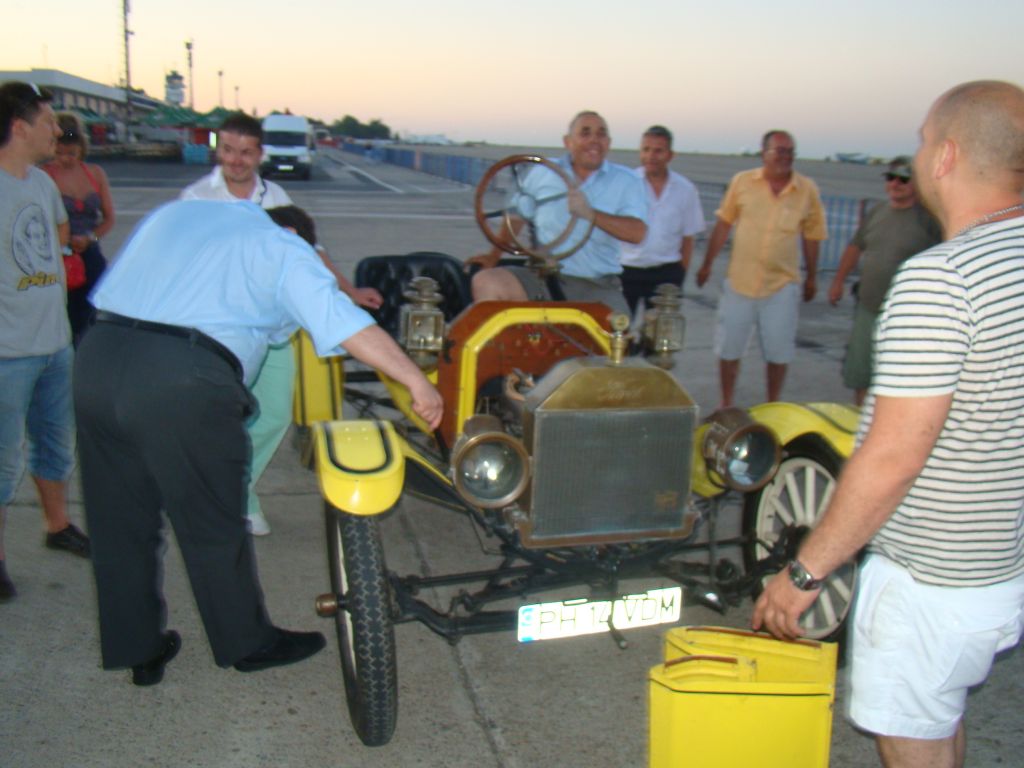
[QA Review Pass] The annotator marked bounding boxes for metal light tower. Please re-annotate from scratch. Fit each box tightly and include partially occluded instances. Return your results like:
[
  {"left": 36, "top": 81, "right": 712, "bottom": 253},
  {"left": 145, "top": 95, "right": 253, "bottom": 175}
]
[
  {"left": 122, "top": 0, "right": 133, "bottom": 127},
  {"left": 185, "top": 39, "right": 194, "bottom": 109},
  {"left": 218, "top": 70, "right": 224, "bottom": 107},
  {"left": 234, "top": 85, "right": 240, "bottom": 110}
]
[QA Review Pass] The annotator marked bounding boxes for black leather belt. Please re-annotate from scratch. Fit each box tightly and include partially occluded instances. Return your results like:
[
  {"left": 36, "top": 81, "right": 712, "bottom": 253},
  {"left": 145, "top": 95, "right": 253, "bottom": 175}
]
[{"left": 95, "top": 311, "right": 243, "bottom": 379}]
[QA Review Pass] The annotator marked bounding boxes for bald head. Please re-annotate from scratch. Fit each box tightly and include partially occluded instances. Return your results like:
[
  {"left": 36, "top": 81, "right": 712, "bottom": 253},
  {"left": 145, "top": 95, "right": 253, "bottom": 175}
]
[
  {"left": 568, "top": 110, "right": 605, "bottom": 134},
  {"left": 930, "top": 80, "right": 1024, "bottom": 187}
]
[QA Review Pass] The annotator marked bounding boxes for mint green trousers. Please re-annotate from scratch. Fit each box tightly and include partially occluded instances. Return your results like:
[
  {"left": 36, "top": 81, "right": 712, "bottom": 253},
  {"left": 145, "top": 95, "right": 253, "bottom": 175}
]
[{"left": 246, "top": 342, "right": 295, "bottom": 519}]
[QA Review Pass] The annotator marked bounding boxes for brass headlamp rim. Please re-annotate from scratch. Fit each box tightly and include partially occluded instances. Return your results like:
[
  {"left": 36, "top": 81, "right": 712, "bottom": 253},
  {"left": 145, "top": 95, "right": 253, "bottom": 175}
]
[
  {"left": 450, "top": 427, "right": 532, "bottom": 510},
  {"left": 701, "top": 407, "right": 781, "bottom": 493}
]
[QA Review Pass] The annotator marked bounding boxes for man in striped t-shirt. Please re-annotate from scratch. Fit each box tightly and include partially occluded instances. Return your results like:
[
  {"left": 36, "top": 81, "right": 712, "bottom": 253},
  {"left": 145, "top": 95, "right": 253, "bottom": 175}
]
[{"left": 754, "top": 80, "right": 1024, "bottom": 768}]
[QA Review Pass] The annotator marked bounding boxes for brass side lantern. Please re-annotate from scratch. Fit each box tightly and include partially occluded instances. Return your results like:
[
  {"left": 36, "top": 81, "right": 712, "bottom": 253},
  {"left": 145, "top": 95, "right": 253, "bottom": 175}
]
[
  {"left": 398, "top": 276, "right": 445, "bottom": 369},
  {"left": 642, "top": 283, "right": 685, "bottom": 369}
]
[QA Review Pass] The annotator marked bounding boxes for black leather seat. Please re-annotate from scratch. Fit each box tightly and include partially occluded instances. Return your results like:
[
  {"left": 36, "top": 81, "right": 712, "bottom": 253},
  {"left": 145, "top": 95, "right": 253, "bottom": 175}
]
[{"left": 355, "top": 252, "right": 474, "bottom": 337}]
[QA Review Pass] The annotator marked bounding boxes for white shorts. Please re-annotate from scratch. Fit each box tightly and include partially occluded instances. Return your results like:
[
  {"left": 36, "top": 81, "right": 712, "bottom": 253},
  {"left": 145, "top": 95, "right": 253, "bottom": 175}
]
[
  {"left": 713, "top": 279, "right": 798, "bottom": 364},
  {"left": 849, "top": 555, "right": 1024, "bottom": 740}
]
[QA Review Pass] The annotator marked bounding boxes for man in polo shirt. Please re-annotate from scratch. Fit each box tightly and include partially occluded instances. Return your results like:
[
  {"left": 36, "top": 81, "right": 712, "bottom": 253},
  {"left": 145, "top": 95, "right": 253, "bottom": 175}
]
[
  {"left": 468, "top": 111, "right": 647, "bottom": 316},
  {"left": 754, "top": 80, "right": 1024, "bottom": 768},
  {"left": 695, "top": 130, "right": 827, "bottom": 406},
  {"left": 619, "top": 125, "right": 705, "bottom": 315}
]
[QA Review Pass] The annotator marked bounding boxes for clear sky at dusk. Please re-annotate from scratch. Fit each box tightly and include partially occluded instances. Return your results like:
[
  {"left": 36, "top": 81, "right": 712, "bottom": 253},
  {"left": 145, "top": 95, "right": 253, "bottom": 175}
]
[{"left": 6, "top": 0, "right": 1023, "bottom": 158}]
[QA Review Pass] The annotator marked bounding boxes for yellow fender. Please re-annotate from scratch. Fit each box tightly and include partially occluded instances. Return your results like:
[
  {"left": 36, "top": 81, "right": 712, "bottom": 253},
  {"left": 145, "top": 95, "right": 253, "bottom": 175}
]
[
  {"left": 313, "top": 420, "right": 405, "bottom": 515},
  {"left": 292, "top": 330, "right": 346, "bottom": 427},
  {"left": 691, "top": 402, "right": 860, "bottom": 498}
]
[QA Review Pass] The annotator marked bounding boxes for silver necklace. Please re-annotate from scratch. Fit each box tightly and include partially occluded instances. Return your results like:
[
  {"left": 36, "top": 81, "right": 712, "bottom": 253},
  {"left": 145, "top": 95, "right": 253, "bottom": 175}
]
[{"left": 955, "top": 203, "right": 1024, "bottom": 238}]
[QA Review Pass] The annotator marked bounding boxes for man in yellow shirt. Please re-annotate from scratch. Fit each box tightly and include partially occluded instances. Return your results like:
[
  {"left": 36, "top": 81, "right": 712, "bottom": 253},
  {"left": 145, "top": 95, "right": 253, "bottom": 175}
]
[{"left": 696, "top": 130, "right": 827, "bottom": 406}]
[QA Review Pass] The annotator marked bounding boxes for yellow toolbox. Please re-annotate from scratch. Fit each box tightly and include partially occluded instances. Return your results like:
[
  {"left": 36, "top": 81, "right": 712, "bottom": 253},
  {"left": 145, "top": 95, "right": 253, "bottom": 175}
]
[{"left": 649, "top": 626, "right": 838, "bottom": 768}]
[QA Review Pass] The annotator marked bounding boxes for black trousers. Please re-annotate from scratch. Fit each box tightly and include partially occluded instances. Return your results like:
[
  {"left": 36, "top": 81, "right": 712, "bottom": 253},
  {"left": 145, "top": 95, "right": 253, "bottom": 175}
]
[
  {"left": 74, "top": 322, "right": 276, "bottom": 668},
  {"left": 620, "top": 262, "right": 685, "bottom": 315}
]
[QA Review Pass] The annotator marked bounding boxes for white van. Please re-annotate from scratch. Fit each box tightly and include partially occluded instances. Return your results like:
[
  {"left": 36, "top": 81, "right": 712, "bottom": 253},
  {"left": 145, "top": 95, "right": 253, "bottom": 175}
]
[{"left": 261, "top": 114, "right": 316, "bottom": 180}]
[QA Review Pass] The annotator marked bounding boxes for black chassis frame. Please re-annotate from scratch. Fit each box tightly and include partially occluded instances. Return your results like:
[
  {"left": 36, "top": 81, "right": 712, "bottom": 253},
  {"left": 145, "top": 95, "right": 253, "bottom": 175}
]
[{"left": 376, "top": 452, "right": 799, "bottom": 646}]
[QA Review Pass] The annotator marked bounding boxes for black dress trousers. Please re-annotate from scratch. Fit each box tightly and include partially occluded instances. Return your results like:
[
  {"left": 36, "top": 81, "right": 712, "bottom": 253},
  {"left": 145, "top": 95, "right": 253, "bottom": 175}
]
[{"left": 74, "top": 321, "right": 277, "bottom": 668}]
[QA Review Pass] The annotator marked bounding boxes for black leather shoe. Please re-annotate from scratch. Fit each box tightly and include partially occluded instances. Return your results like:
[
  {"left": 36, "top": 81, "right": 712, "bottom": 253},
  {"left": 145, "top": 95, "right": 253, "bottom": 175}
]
[
  {"left": 132, "top": 631, "right": 181, "bottom": 686},
  {"left": 45, "top": 524, "right": 91, "bottom": 558},
  {"left": 0, "top": 560, "right": 15, "bottom": 602},
  {"left": 233, "top": 628, "right": 326, "bottom": 673}
]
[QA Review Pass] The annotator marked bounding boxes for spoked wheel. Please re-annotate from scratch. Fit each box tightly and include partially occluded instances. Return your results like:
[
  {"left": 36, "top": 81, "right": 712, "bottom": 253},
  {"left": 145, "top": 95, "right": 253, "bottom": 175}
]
[
  {"left": 474, "top": 154, "right": 596, "bottom": 267},
  {"left": 742, "top": 448, "right": 857, "bottom": 640},
  {"left": 322, "top": 504, "right": 397, "bottom": 746}
]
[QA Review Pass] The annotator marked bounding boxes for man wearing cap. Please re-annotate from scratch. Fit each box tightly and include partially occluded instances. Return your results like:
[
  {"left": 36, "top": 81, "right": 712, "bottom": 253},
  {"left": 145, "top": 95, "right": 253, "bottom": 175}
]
[
  {"left": 828, "top": 158, "right": 941, "bottom": 405},
  {"left": 0, "top": 82, "right": 91, "bottom": 602},
  {"left": 619, "top": 125, "right": 705, "bottom": 315},
  {"left": 182, "top": 112, "right": 382, "bottom": 536},
  {"left": 695, "top": 130, "right": 827, "bottom": 406}
]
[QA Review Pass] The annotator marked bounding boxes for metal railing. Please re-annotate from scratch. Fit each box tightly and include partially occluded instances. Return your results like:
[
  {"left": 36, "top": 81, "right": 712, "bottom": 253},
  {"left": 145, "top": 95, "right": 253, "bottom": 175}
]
[{"left": 347, "top": 144, "right": 872, "bottom": 272}]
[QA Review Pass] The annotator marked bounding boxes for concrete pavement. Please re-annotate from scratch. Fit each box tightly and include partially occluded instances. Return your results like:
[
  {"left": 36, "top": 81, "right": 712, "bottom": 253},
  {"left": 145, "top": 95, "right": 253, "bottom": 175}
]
[{"left": 1, "top": 149, "right": 1021, "bottom": 768}]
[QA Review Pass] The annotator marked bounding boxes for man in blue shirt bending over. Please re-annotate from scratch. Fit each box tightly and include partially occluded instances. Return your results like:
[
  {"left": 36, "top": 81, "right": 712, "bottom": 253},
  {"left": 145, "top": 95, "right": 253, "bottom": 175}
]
[
  {"left": 74, "top": 200, "right": 442, "bottom": 686},
  {"left": 468, "top": 111, "right": 647, "bottom": 315}
]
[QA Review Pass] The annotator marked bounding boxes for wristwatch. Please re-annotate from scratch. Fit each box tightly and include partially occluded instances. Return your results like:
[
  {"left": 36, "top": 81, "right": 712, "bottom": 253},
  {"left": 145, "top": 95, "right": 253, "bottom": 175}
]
[{"left": 788, "top": 559, "right": 823, "bottom": 591}]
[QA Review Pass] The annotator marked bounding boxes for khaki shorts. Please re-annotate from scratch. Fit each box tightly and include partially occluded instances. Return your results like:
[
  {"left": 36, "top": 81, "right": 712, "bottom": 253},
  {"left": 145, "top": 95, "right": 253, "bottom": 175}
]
[
  {"left": 842, "top": 304, "right": 878, "bottom": 390},
  {"left": 507, "top": 267, "right": 630, "bottom": 316},
  {"left": 713, "top": 279, "right": 798, "bottom": 364}
]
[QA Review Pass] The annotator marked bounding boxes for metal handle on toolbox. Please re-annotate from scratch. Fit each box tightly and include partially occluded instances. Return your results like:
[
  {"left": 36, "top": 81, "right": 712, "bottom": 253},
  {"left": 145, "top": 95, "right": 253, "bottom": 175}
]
[
  {"left": 687, "top": 625, "right": 822, "bottom": 648},
  {"left": 664, "top": 654, "right": 740, "bottom": 669}
]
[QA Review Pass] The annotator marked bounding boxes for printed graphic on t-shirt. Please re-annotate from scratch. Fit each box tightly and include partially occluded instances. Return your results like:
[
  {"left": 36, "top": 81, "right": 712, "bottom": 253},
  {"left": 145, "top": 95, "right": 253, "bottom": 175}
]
[{"left": 11, "top": 202, "right": 59, "bottom": 290}]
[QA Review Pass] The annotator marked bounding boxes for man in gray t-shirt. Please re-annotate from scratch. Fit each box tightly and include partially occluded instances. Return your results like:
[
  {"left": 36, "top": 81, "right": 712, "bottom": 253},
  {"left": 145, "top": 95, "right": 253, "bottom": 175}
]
[
  {"left": 828, "top": 157, "right": 941, "bottom": 405},
  {"left": 0, "top": 82, "right": 90, "bottom": 602}
]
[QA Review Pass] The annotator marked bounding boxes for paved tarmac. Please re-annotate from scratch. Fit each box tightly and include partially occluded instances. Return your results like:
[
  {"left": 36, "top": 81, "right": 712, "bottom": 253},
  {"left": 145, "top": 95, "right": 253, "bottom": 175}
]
[{"left": 2, "top": 148, "right": 1021, "bottom": 767}]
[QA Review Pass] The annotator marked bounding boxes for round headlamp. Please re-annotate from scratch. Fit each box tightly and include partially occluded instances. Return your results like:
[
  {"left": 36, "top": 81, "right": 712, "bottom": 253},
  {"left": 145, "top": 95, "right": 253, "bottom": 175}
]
[
  {"left": 451, "top": 415, "right": 530, "bottom": 509},
  {"left": 702, "top": 408, "right": 781, "bottom": 492}
]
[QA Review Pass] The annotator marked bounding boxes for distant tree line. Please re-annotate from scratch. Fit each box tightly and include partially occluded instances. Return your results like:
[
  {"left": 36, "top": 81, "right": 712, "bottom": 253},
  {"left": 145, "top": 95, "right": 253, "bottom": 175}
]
[{"left": 330, "top": 115, "right": 392, "bottom": 140}]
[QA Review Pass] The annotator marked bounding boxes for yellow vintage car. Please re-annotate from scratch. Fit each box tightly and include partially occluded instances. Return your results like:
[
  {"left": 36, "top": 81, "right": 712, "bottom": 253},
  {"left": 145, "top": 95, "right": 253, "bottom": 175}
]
[{"left": 295, "top": 157, "right": 861, "bottom": 747}]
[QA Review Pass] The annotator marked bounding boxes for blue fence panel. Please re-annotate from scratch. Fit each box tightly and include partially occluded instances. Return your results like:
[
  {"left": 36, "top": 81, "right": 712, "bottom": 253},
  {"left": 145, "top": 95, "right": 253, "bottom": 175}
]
[{"left": 361, "top": 148, "right": 871, "bottom": 272}]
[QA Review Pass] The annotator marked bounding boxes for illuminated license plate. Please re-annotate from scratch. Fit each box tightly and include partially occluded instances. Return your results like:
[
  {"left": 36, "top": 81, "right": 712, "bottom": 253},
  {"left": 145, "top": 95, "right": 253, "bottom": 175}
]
[
  {"left": 517, "top": 586, "right": 682, "bottom": 643},
  {"left": 277, "top": 164, "right": 295, "bottom": 171}
]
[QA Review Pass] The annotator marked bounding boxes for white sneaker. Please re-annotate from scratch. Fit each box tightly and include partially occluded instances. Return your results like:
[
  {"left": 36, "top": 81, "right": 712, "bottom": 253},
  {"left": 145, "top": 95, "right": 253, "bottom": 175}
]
[{"left": 247, "top": 508, "right": 271, "bottom": 537}]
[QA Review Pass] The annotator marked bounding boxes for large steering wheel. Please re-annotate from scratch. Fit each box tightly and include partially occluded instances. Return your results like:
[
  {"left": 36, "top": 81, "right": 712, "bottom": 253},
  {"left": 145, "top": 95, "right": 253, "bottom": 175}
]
[{"left": 474, "top": 155, "right": 596, "bottom": 271}]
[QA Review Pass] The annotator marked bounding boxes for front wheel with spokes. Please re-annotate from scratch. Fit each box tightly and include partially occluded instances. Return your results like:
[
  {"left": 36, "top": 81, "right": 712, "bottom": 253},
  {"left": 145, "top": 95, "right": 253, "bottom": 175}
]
[
  {"left": 324, "top": 505, "right": 398, "bottom": 746},
  {"left": 742, "top": 448, "right": 858, "bottom": 641}
]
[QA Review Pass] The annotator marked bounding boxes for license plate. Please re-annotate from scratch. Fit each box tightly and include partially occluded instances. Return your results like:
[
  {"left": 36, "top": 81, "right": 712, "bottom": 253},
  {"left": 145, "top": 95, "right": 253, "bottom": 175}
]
[
  {"left": 517, "top": 586, "right": 682, "bottom": 643},
  {"left": 278, "top": 164, "right": 294, "bottom": 171}
]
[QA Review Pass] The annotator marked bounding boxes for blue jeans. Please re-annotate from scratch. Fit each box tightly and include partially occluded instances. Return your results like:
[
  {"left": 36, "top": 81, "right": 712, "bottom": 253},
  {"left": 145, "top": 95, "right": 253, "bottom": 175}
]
[{"left": 0, "top": 346, "right": 75, "bottom": 504}]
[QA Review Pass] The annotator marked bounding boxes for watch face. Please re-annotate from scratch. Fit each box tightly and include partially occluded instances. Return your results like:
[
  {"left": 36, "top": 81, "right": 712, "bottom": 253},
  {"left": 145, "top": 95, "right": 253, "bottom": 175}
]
[{"left": 789, "top": 560, "right": 819, "bottom": 590}]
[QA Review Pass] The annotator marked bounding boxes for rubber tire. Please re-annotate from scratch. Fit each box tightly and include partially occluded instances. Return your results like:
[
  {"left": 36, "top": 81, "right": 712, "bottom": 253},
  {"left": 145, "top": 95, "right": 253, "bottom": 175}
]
[
  {"left": 742, "top": 446, "right": 858, "bottom": 641},
  {"left": 325, "top": 505, "right": 398, "bottom": 746}
]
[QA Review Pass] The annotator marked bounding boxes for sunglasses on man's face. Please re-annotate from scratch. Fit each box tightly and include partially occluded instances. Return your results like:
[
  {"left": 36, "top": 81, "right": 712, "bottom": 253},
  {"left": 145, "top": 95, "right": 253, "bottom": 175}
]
[{"left": 885, "top": 174, "right": 911, "bottom": 183}]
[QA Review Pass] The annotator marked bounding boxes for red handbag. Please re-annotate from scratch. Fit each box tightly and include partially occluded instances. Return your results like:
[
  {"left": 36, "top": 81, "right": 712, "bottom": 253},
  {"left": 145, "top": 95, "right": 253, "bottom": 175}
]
[{"left": 63, "top": 250, "right": 87, "bottom": 290}]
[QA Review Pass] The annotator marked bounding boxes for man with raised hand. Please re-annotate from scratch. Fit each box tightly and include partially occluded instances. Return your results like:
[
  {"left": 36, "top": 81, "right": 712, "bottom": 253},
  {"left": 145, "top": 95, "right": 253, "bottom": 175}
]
[{"left": 469, "top": 111, "right": 647, "bottom": 316}]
